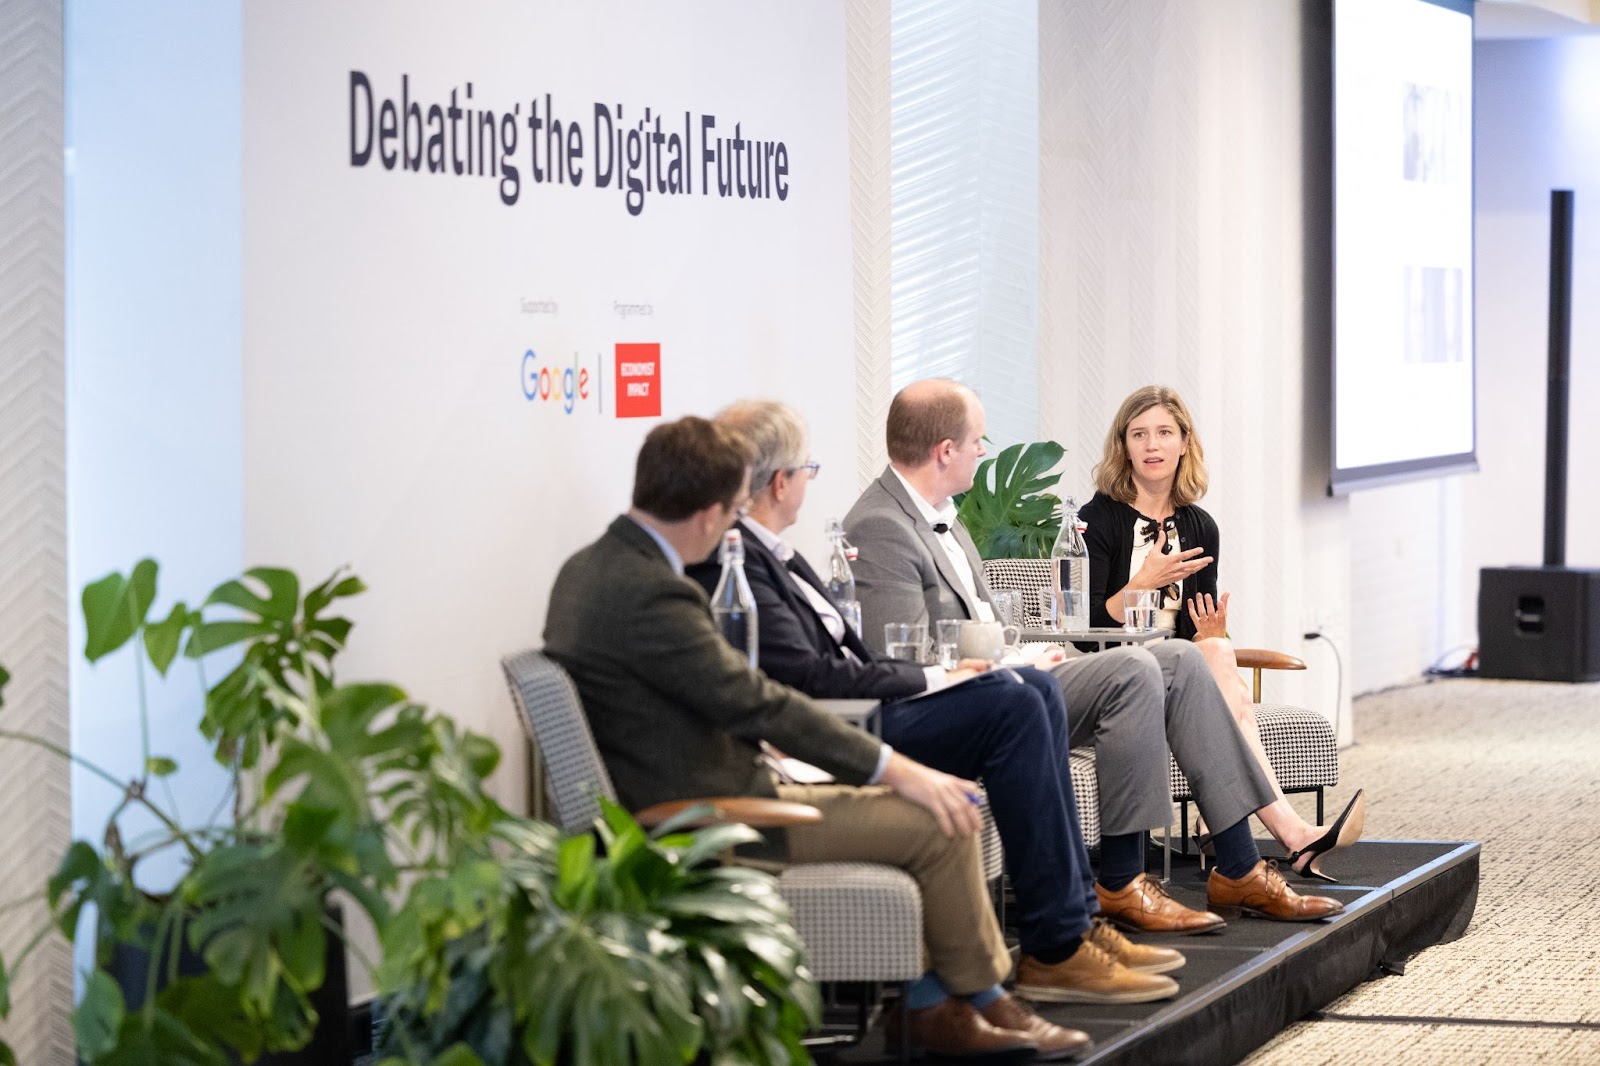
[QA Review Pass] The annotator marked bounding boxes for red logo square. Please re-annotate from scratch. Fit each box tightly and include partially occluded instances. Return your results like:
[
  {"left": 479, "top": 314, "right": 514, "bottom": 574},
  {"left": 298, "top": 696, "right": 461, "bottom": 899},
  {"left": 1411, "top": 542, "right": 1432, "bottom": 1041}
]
[{"left": 615, "top": 343, "right": 661, "bottom": 418}]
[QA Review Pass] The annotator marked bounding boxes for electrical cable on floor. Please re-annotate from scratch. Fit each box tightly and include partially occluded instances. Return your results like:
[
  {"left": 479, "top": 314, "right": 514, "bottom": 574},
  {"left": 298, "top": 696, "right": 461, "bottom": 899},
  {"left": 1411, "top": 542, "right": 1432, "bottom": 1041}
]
[
  {"left": 1303, "top": 632, "right": 1345, "bottom": 743},
  {"left": 1423, "top": 643, "right": 1480, "bottom": 678}
]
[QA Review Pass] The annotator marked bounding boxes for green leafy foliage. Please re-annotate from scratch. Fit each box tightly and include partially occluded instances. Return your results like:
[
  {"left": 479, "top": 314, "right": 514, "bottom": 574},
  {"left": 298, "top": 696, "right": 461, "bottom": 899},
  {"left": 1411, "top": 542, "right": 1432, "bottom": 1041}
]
[
  {"left": 955, "top": 440, "right": 1067, "bottom": 560},
  {"left": 377, "top": 799, "right": 818, "bottom": 1066},
  {"left": 0, "top": 561, "right": 521, "bottom": 1065},
  {"left": 3, "top": 565, "right": 813, "bottom": 1066}
]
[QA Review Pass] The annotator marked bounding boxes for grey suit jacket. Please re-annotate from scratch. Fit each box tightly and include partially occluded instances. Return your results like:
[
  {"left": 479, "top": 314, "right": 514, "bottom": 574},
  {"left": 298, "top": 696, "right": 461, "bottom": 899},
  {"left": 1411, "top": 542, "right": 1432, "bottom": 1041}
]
[
  {"left": 844, "top": 467, "right": 994, "bottom": 655},
  {"left": 543, "top": 516, "right": 884, "bottom": 827}
]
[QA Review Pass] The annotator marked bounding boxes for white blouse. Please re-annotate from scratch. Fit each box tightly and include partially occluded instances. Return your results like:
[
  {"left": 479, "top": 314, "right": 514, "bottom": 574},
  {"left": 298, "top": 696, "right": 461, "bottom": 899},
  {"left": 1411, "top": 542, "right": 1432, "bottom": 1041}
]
[{"left": 1127, "top": 515, "right": 1183, "bottom": 630}]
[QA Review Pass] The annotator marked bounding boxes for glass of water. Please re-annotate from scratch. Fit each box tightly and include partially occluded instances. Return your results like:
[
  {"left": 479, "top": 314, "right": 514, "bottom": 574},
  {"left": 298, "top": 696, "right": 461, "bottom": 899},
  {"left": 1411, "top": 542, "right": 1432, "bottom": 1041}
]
[
  {"left": 990, "top": 589, "right": 1022, "bottom": 627},
  {"left": 883, "top": 622, "right": 929, "bottom": 663},
  {"left": 1122, "top": 589, "right": 1157, "bottom": 633},
  {"left": 934, "top": 618, "right": 962, "bottom": 669}
]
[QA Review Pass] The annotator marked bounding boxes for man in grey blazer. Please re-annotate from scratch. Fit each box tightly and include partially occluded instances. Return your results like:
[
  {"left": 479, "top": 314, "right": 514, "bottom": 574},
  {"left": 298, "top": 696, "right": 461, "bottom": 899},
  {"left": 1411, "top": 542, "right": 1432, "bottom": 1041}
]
[
  {"left": 547, "top": 416, "right": 1075, "bottom": 1058},
  {"left": 845, "top": 380, "right": 1343, "bottom": 933}
]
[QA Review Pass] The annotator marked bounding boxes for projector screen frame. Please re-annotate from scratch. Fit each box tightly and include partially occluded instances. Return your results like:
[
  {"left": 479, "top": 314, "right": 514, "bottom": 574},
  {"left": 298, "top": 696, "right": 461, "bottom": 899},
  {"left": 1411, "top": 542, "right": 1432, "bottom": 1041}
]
[{"left": 1328, "top": 0, "right": 1478, "bottom": 496}]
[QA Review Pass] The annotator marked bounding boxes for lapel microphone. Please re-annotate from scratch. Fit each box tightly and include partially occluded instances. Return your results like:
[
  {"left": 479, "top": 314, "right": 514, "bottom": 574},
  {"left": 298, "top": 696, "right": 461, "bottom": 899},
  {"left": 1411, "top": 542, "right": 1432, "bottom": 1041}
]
[{"left": 932, "top": 522, "right": 950, "bottom": 534}]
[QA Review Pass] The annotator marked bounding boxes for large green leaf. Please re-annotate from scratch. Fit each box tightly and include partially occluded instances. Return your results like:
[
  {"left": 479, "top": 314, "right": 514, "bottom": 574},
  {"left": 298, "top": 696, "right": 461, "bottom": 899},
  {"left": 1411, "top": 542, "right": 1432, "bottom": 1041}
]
[
  {"left": 82, "top": 560, "right": 159, "bottom": 662},
  {"left": 142, "top": 602, "right": 193, "bottom": 676},
  {"left": 185, "top": 620, "right": 278, "bottom": 657},
  {"left": 955, "top": 440, "right": 1067, "bottom": 560},
  {"left": 242, "top": 567, "right": 301, "bottom": 622},
  {"left": 302, "top": 571, "right": 366, "bottom": 620},
  {"left": 74, "top": 970, "right": 125, "bottom": 1060}
]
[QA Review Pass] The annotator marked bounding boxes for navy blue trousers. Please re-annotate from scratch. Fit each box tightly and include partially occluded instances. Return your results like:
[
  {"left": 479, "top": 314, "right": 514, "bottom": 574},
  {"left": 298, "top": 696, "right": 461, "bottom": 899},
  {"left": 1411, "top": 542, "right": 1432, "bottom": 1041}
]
[{"left": 879, "top": 666, "right": 1096, "bottom": 956}]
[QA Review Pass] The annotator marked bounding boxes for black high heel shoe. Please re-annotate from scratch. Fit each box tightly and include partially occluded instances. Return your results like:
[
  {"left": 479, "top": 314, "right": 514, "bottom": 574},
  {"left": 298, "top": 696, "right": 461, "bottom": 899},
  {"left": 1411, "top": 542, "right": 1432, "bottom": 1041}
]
[{"left": 1285, "top": 789, "right": 1366, "bottom": 883}]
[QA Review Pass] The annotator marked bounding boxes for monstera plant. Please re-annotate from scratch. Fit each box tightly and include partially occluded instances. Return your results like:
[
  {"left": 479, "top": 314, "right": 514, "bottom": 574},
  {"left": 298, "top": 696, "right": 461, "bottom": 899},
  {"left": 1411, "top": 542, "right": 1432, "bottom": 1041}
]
[
  {"left": 0, "top": 566, "right": 819, "bottom": 1066},
  {"left": 0, "top": 562, "right": 507, "bottom": 1064},
  {"left": 373, "top": 799, "right": 820, "bottom": 1066},
  {"left": 955, "top": 440, "right": 1067, "bottom": 559}
]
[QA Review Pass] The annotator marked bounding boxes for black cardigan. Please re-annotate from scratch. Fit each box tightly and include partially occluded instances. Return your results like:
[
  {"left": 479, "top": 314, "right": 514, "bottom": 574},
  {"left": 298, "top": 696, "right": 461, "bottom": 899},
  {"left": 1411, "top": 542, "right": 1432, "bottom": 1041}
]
[{"left": 1078, "top": 492, "right": 1219, "bottom": 641}]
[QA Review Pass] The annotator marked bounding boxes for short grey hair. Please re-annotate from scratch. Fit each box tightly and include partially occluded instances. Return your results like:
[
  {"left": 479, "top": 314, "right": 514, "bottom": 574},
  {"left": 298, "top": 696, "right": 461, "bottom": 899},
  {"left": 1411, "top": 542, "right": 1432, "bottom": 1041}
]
[{"left": 714, "top": 400, "right": 807, "bottom": 494}]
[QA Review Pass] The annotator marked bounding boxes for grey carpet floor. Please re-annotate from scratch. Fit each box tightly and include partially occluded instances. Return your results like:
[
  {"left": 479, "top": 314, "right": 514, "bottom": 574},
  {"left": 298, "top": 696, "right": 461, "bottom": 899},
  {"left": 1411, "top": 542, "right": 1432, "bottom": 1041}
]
[{"left": 1242, "top": 677, "right": 1600, "bottom": 1065}]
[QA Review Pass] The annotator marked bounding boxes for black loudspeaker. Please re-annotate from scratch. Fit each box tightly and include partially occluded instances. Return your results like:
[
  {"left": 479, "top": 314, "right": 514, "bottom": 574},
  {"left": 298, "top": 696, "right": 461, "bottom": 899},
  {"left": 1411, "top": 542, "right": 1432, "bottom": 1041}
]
[{"left": 1478, "top": 566, "right": 1600, "bottom": 682}]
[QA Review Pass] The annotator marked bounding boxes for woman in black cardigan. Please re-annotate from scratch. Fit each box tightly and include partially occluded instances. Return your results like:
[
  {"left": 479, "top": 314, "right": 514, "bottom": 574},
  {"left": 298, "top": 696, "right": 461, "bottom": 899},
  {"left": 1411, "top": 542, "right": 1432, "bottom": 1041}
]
[{"left": 1081, "top": 386, "right": 1363, "bottom": 881}]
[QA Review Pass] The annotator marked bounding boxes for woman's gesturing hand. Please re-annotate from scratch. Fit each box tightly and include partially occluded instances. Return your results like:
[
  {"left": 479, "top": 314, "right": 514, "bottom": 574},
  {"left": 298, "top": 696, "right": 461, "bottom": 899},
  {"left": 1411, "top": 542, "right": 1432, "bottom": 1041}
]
[
  {"left": 1132, "top": 525, "right": 1213, "bottom": 590},
  {"left": 1187, "top": 591, "right": 1230, "bottom": 640}
]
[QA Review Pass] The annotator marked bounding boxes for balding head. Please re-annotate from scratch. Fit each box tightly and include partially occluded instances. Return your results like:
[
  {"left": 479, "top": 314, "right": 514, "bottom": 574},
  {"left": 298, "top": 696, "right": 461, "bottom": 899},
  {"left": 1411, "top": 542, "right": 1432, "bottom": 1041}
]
[{"left": 887, "top": 379, "right": 980, "bottom": 468}]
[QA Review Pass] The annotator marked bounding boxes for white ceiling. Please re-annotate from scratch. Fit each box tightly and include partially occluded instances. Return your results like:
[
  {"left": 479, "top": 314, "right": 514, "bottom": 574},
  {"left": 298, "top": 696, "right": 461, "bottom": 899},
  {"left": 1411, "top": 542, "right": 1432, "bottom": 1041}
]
[{"left": 1475, "top": 0, "right": 1600, "bottom": 38}]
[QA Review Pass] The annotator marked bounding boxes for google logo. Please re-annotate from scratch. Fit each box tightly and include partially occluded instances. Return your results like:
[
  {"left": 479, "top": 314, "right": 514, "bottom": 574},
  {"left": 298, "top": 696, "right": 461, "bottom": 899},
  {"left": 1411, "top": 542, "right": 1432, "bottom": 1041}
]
[{"left": 521, "top": 349, "right": 594, "bottom": 414}]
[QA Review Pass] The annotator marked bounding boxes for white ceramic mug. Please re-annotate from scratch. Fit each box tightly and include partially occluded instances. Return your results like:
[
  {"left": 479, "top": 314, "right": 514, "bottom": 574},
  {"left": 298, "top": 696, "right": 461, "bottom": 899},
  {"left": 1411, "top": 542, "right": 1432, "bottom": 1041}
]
[{"left": 956, "top": 619, "right": 1022, "bottom": 662}]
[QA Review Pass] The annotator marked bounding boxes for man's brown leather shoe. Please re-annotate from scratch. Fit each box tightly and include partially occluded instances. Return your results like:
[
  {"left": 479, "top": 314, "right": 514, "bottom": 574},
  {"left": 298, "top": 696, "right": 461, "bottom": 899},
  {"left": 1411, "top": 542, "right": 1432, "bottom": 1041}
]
[
  {"left": 1015, "top": 941, "right": 1180, "bottom": 1004},
  {"left": 1084, "top": 917, "right": 1186, "bottom": 975},
  {"left": 1207, "top": 860, "right": 1345, "bottom": 922},
  {"left": 979, "top": 994, "right": 1093, "bottom": 1061},
  {"left": 882, "top": 996, "right": 1036, "bottom": 1058},
  {"left": 1096, "top": 872, "right": 1226, "bottom": 935}
]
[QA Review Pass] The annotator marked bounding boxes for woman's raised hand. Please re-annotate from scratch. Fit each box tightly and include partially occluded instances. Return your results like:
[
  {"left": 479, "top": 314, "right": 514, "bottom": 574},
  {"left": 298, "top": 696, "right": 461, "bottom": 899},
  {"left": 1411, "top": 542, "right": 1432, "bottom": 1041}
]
[
  {"left": 1132, "top": 525, "right": 1213, "bottom": 590},
  {"left": 1187, "top": 592, "right": 1230, "bottom": 639}
]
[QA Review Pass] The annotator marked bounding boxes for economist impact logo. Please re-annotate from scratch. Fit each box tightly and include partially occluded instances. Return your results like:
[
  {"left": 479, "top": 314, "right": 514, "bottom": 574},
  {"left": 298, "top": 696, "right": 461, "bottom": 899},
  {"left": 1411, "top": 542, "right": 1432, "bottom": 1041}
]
[{"left": 614, "top": 343, "right": 661, "bottom": 418}]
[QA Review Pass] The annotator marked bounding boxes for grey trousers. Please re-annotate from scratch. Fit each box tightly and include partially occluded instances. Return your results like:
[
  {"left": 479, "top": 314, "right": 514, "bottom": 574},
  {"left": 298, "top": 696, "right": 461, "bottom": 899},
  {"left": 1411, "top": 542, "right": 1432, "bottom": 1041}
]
[{"left": 1051, "top": 641, "right": 1277, "bottom": 838}]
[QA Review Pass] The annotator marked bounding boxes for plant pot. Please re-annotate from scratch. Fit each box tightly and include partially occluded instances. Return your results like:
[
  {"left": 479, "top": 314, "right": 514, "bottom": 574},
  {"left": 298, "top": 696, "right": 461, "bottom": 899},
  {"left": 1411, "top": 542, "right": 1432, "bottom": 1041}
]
[{"left": 102, "top": 907, "right": 350, "bottom": 1065}]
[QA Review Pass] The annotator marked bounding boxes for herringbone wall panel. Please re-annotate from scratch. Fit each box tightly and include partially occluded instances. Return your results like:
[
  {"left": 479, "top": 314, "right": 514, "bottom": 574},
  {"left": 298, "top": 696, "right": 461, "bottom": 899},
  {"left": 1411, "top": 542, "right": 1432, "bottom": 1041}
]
[
  {"left": 849, "top": 0, "right": 894, "bottom": 487},
  {"left": 0, "top": 0, "right": 73, "bottom": 1060}
]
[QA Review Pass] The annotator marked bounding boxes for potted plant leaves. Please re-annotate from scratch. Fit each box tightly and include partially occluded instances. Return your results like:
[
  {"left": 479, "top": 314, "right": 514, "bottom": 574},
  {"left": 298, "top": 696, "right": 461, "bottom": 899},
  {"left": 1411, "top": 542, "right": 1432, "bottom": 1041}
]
[
  {"left": 0, "top": 564, "right": 820, "bottom": 1065},
  {"left": 955, "top": 440, "right": 1067, "bottom": 559},
  {"left": 0, "top": 562, "right": 506, "bottom": 1064}
]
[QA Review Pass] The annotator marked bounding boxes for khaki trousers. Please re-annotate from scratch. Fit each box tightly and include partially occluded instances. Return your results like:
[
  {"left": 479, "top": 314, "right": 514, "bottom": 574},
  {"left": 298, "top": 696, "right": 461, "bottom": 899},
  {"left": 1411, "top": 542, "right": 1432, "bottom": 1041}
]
[{"left": 778, "top": 783, "right": 1011, "bottom": 996}]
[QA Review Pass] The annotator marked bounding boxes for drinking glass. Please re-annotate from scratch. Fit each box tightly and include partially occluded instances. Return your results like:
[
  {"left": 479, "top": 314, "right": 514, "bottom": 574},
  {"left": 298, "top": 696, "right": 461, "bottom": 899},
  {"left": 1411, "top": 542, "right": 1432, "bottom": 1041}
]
[
  {"left": 883, "top": 622, "right": 929, "bottom": 663},
  {"left": 934, "top": 619, "right": 962, "bottom": 669},
  {"left": 1122, "top": 589, "right": 1157, "bottom": 633},
  {"left": 990, "top": 589, "right": 1022, "bottom": 627}
]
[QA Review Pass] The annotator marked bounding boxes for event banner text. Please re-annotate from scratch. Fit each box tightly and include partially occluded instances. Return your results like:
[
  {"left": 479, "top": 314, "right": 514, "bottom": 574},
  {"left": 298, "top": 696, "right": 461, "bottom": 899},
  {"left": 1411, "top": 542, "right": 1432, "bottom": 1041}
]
[{"left": 349, "top": 72, "right": 792, "bottom": 216}]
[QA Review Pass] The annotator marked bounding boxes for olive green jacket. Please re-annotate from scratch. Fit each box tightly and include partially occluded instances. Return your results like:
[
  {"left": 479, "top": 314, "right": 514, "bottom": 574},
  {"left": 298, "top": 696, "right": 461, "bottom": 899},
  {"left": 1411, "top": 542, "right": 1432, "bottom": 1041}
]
[{"left": 543, "top": 516, "right": 884, "bottom": 828}]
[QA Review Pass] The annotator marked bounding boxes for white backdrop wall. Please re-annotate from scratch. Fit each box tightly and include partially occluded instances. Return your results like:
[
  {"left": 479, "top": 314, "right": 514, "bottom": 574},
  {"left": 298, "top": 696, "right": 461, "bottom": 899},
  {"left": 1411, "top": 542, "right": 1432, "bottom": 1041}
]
[
  {"left": 1034, "top": 0, "right": 1354, "bottom": 736},
  {"left": 242, "top": 1, "right": 859, "bottom": 809}
]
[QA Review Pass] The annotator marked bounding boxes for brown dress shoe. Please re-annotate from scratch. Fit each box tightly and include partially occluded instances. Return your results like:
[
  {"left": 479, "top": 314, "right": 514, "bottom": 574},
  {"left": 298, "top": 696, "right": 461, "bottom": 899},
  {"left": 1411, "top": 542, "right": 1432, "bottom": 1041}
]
[
  {"left": 1207, "top": 860, "right": 1345, "bottom": 922},
  {"left": 882, "top": 996, "right": 1037, "bottom": 1058},
  {"left": 1096, "top": 872, "right": 1227, "bottom": 935},
  {"left": 1015, "top": 941, "right": 1180, "bottom": 1004},
  {"left": 980, "top": 994, "right": 1093, "bottom": 1061},
  {"left": 1084, "top": 917, "right": 1186, "bottom": 975}
]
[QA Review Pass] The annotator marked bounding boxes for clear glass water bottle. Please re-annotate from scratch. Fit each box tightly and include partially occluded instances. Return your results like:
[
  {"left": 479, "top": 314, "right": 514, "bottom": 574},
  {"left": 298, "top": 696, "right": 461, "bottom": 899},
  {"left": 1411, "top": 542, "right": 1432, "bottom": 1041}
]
[
  {"left": 711, "top": 529, "right": 759, "bottom": 668},
  {"left": 823, "top": 518, "right": 863, "bottom": 637},
  {"left": 1049, "top": 496, "right": 1091, "bottom": 633}
]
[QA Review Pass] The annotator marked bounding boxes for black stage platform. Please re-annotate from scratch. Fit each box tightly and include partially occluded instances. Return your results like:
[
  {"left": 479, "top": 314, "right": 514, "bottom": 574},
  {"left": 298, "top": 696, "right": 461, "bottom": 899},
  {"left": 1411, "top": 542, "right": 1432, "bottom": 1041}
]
[{"left": 822, "top": 839, "right": 1480, "bottom": 1065}]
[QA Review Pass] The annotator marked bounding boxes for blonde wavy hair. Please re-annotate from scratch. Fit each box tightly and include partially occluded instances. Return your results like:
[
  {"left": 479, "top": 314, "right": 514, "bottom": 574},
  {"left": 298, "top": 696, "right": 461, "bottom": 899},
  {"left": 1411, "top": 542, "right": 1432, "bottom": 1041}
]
[{"left": 1092, "top": 386, "right": 1209, "bottom": 507}]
